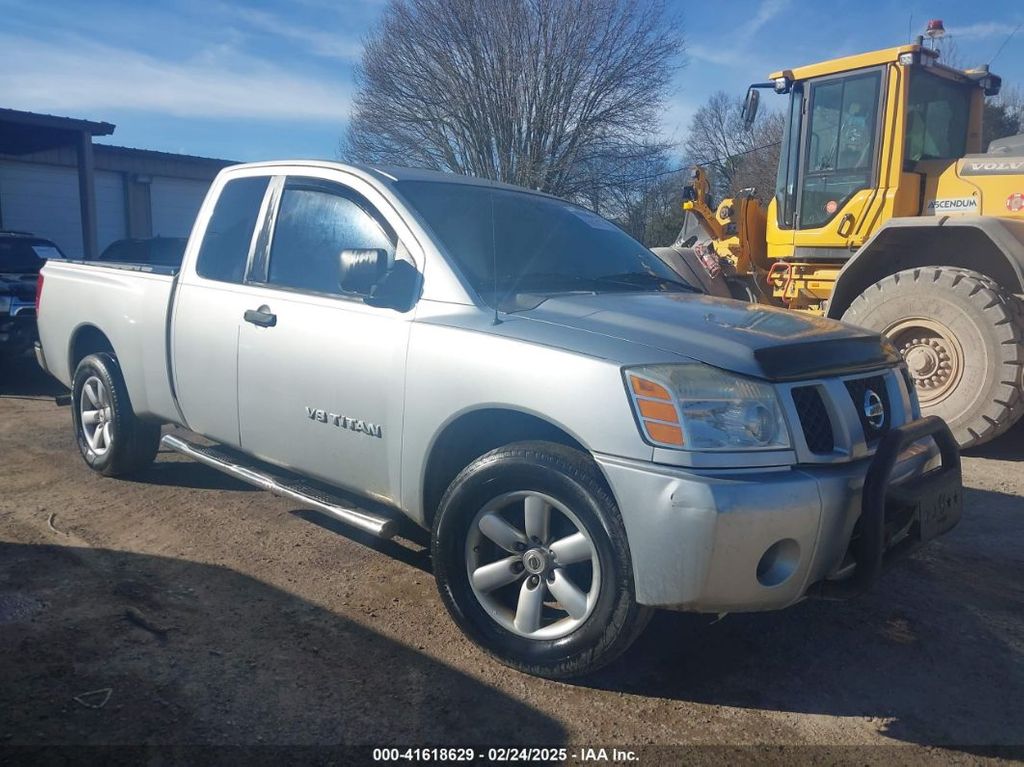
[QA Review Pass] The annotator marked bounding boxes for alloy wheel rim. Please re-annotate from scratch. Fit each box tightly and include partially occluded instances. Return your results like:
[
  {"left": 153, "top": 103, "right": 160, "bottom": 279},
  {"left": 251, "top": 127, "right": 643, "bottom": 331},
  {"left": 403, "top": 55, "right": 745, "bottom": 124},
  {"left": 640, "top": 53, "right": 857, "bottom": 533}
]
[
  {"left": 466, "top": 491, "right": 600, "bottom": 640},
  {"left": 80, "top": 375, "right": 113, "bottom": 456}
]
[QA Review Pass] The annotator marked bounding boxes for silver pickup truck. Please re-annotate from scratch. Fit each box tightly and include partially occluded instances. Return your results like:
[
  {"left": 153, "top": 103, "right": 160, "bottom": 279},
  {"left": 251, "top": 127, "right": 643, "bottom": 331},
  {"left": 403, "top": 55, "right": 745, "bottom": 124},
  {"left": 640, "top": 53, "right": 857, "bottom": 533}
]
[{"left": 35, "top": 161, "right": 963, "bottom": 678}]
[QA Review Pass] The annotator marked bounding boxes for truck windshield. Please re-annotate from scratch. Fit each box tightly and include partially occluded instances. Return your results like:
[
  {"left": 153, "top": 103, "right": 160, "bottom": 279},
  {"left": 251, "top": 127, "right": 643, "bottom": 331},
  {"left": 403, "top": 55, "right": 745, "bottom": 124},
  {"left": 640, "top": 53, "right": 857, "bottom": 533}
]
[
  {"left": 396, "top": 180, "right": 692, "bottom": 306},
  {"left": 905, "top": 70, "right": 971, "bottom": 163}
]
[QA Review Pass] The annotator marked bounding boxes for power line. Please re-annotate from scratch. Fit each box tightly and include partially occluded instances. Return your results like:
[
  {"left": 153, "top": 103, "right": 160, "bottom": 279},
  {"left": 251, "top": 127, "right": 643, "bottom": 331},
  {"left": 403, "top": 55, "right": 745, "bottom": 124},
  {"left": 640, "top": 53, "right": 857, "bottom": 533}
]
[
  {"left": 987, "top": 21, "right": 1019, "bottom": 66},
  {"left": 594, "top": 139, "right": 783, "bottom": 189}
]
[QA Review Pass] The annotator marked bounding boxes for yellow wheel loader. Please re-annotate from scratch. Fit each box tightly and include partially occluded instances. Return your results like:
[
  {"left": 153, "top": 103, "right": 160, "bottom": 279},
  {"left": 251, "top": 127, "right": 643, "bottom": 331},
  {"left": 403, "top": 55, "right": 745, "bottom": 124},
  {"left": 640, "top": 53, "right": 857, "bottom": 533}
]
[{"left": 656, "top": 39, "right": 1024, "bottom": 448}]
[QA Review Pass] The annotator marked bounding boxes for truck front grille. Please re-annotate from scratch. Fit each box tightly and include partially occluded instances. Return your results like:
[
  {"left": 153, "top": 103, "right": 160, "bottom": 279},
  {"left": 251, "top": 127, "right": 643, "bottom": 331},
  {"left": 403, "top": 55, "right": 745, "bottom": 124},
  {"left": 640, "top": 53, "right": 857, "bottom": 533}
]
[
  {"left": 792, "top": 385, "right": 834, "bottom": 454},
  {"left": 784, "top": 369, "right": 908, "bottom": 461},
  {"left": 844, "top": 374, "right": 891, "bottom": 443}
]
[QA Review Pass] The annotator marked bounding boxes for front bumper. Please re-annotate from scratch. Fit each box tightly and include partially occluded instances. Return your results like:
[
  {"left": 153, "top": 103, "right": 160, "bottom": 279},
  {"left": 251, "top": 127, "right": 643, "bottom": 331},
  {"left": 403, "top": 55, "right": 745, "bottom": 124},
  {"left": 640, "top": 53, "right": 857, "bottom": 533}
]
[{"left": 596, "top": 417, "right": 961, "bottom": 611}]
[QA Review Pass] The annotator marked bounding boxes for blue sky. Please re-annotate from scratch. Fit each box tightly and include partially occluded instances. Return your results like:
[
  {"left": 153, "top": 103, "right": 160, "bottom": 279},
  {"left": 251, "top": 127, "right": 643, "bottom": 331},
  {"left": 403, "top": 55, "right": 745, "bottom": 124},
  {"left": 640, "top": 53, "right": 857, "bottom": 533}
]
[{"left": 2, "top": 0, "right": 1021, "bottom": 162}]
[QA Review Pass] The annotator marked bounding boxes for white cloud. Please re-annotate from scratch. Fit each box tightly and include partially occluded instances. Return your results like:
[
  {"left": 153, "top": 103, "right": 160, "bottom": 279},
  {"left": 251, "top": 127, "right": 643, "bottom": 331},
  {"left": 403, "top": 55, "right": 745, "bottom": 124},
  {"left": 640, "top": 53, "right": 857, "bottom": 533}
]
[
  {"left": 688, "top": 0, "right": 791, "bottom": 67},
  {"left": 0, "top": 34, "right": 352, "bottom": 121},
  {"left": 948, "top": 21, "right": 1018, "bottom": 42},
  {"left": 231, "top": 7, "right": 364, "bottom": 60},
  {"left": 748, "top": 0, "right": 791, "bottom": 38}
]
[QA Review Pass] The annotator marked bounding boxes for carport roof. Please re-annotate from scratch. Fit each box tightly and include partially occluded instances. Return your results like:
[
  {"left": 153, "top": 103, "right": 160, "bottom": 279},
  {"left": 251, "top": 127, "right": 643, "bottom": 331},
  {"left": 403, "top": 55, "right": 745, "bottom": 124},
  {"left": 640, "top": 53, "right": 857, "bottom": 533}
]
[{"left": 0, "top": 108, "right": 115, "bottom": 155}]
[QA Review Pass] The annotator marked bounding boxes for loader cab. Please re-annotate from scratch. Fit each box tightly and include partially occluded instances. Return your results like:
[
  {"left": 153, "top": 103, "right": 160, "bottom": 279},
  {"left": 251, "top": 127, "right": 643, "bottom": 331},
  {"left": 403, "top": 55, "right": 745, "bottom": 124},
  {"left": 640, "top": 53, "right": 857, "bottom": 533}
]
[
  {"left": 764, "top": 59, "right": 889, "bottom": 258},
  {"left": 761, "top": 44, "right": 990, "bottom": 263}
]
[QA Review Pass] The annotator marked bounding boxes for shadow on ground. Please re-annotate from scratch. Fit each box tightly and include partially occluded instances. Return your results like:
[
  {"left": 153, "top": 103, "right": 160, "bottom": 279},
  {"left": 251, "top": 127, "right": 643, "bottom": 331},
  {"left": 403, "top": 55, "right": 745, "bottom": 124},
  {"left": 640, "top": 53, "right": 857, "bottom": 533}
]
[
  {"left": 587, "top": 483, "right": 1024, "bottom": 748},
  {"left": 962, "top": 415, "right": 1024, "bottom": 462},
  {"left": 0, "top": 541, "right": 564, "bottom": 746},
  {"left": 0, "top": 357, "right": 66, "bottom": 399}
]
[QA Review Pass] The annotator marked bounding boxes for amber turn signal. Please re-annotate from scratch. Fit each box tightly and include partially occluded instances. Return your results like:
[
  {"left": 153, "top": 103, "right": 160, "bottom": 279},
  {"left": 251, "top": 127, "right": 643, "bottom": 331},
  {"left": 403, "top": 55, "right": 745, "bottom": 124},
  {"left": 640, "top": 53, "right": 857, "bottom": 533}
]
[
  {"left": 644, "top": 421, "right": 684, "bottom": 446},
  {"left": 629, "top": 374, "right": 671, "bottom": 401}
]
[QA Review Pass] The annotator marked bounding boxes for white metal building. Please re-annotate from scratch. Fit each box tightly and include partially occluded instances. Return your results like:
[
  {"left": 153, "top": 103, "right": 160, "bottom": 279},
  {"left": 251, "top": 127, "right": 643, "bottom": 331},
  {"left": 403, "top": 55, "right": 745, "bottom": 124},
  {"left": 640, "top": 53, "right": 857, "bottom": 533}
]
[{"left": 0, "top": 109, "right": 234, "bottom": 260}]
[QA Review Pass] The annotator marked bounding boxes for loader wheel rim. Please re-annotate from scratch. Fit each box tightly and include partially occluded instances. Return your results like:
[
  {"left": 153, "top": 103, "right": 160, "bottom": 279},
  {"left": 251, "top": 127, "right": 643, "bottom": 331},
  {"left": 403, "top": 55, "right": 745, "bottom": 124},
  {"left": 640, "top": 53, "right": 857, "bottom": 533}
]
[{"left": 887, "top": 318, "right": 964, "bottom": 406}]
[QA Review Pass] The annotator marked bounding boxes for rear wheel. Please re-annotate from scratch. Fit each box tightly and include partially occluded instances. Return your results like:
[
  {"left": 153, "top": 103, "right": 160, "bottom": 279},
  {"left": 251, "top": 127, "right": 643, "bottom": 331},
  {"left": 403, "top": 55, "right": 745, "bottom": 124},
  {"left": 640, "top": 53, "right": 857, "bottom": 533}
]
[
  {"left": 842, "top": 267, "right": 1024, "bottom": 448},
  {"left": 72, "top": 353, "right": 161, "bottom": 476},
  {"left": 431, "top": 441, "right": 652, "bottom": 679}
]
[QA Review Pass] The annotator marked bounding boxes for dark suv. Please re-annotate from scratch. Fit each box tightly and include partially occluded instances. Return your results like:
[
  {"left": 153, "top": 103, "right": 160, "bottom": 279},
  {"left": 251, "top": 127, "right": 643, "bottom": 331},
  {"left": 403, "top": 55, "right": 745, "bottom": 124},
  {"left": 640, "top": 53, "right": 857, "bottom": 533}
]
[{"left": 0, "top": 231, "right": 65, "bottom": 359}]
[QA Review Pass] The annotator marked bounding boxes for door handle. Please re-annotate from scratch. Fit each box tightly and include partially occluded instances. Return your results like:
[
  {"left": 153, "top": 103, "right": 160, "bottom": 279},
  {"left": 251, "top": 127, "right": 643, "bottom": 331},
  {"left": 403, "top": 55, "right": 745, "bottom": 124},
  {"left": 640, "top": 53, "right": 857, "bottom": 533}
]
[
  {"left": 243, "top": 305, "right": 277, "bottom": 327},
  {"left": 837, "top": 213, "right": 855, "bottom": 238}
]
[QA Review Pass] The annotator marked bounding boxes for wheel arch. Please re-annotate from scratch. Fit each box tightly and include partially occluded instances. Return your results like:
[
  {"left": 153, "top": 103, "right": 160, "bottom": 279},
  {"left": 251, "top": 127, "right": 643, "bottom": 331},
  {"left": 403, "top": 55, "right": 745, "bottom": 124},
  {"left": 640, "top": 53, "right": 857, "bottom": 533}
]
[
  {"left": 826, "top": 216, "right": 1024, "bottom": 319},
  {"left": 68, "top": 323, "right": 116, "bottom": 375},
  {"left": 420, "top": 407, "right": 589, "bottom": 528}
]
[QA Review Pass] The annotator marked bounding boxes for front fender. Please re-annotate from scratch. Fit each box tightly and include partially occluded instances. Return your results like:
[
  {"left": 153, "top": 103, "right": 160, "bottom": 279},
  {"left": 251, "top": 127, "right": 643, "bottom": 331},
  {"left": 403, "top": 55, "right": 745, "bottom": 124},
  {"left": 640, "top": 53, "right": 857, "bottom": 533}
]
[{"left": 827, "top": 216, "right": 1024, "bottom": 319}]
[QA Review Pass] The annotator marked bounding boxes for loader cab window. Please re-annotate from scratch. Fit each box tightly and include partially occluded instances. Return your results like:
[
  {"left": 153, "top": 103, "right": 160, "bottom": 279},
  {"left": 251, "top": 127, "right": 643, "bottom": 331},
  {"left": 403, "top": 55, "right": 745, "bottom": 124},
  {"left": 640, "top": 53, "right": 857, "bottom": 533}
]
[
  {"left": 799, "top": 69, "right": 882, "bottom": 229},
  {"left": 775, "top": 85, "right": 804, "bottom": 229},
  {"left": 904, "top": 70, "right": 970, "bottom": 164}
]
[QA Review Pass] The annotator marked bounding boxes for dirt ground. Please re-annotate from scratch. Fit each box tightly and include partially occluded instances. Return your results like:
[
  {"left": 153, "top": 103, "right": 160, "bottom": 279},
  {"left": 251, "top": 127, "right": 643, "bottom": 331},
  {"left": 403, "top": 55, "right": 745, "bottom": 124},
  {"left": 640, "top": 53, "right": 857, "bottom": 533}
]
[{"left": 1, "top": 358, "right": 1022, "bottom": 762}]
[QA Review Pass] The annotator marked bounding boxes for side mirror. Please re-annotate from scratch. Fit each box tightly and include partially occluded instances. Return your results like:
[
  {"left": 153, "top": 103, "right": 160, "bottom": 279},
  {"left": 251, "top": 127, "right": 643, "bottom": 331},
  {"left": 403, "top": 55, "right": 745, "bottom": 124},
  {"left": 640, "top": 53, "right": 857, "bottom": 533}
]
[
  {"left": 339, "top": 248, "right": 392, "bottom": 296},
  {"left": 741, "top": 87, "right": 760, "bottom": 129}
]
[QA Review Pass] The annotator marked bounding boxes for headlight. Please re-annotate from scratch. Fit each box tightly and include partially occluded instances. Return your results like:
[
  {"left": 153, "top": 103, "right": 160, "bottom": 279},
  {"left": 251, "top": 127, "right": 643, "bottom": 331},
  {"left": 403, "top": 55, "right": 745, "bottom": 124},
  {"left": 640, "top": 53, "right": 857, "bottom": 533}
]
[
  {"left": 625, "top": 364, "right": 791, "bottom": 451},
  {"left": 0, "top": 295, "right": 11, "bottom": 314}
]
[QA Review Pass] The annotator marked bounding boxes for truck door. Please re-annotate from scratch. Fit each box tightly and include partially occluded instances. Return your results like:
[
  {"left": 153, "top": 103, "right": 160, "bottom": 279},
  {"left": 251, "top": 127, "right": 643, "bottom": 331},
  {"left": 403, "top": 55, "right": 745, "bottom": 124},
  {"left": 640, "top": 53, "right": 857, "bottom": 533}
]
[
  {"left": 235, "top": 175, "right": 415, "bottom": 504},
  {"left": 171, "top": 174, "right": 272, "bottom": 446},
  {"left": 792, "top": 68, "right": 884, "bottom": 253}
]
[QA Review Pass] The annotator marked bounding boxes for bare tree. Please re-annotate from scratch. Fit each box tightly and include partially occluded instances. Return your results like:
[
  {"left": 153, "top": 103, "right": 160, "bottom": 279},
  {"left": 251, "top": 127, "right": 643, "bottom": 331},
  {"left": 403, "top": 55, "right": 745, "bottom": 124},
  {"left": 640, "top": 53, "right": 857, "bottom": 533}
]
[
  {"left": 592, "top": 151, "right": 686, "bottom": 245},
  {"left": 984, "top": 84, "right": 1023, "bottom": 149},
  {"left": 683, "top": 90, "right": 783, "bottom": 204},
  {"left": 345, "top": 0, "right": 682, "bottom": 199}
]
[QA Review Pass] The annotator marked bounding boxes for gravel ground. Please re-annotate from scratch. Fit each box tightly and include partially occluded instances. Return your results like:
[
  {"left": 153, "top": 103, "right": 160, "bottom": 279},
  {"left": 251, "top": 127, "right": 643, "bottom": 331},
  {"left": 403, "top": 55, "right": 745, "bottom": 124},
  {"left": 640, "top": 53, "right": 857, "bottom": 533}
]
[{"left": 0, "top": 359, "right": 1022, "bottom": 762}]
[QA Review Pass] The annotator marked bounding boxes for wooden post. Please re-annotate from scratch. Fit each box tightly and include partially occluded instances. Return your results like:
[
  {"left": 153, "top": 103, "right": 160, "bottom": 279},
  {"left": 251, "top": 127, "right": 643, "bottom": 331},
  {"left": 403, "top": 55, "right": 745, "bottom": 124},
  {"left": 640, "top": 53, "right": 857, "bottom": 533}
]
[{"left": 75, "top": 131, "right": 99, "bottom": 260}]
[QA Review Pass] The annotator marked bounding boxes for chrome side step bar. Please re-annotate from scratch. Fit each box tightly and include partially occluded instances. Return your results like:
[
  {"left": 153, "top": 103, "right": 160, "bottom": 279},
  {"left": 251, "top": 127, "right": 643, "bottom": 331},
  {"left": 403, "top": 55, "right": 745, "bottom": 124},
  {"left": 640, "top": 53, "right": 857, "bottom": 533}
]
[{"left": 160, "top": 434, "right": 397, "bottom": 539}]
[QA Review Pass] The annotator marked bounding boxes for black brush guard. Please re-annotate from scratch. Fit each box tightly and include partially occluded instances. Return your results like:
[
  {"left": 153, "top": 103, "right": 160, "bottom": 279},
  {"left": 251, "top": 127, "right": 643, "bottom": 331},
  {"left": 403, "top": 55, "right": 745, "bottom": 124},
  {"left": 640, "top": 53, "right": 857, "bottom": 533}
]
[{"left": 813, "top": 415, "right": 963, "bottom": 600}]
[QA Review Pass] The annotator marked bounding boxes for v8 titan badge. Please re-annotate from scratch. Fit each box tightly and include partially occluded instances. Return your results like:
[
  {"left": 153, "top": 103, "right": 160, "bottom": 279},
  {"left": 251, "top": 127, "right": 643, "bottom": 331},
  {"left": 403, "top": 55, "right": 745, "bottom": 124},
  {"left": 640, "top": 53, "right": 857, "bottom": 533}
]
[{"left": 1007, "top": 192, "right": 1024, "bottom": 212}]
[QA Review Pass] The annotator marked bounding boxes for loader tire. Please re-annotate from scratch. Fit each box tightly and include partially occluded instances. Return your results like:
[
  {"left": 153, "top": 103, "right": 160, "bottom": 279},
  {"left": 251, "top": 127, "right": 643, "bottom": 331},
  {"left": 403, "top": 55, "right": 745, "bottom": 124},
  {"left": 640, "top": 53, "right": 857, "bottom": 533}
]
[{"left": 842, "top": 267, "right": 1024, "bottom": 449}]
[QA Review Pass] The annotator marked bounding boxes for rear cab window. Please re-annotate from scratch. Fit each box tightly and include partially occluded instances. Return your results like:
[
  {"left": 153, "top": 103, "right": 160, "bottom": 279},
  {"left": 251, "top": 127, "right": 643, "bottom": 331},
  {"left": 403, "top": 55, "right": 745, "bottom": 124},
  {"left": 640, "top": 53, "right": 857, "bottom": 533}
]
[
  {"left": 904, "top": 70, "right": 971, "bottom": 164},
  {"left": 195, "top": 176, "right": 271, "bottom": 283}
]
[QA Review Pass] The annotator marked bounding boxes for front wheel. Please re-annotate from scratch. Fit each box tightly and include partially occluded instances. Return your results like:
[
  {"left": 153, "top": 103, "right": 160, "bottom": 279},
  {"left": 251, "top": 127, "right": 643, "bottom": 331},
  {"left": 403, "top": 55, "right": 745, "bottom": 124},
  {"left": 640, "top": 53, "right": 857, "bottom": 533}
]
[
  {"left": 72, "top": 353, "right": 161, "bottom": 476},
  {"left": 842, "top": 267, "right": 1024, "bottom": 448},
  {"left": 431, "top": 441, "right": 651, "bottom": 679}
]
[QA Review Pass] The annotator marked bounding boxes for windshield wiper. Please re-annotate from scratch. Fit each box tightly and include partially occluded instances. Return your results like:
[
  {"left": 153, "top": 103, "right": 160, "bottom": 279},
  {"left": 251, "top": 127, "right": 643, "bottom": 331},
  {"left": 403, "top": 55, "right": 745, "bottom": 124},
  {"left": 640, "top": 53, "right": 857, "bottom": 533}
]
[{"left": 593, "top": 271, "right": 701, "bottom": 293}]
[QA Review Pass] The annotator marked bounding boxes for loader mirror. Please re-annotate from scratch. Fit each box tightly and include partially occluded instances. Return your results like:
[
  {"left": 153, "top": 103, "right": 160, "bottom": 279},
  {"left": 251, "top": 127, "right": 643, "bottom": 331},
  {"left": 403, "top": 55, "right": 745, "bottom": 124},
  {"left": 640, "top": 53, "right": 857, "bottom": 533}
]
[{"left": 742, "top": 88, "right": 760, "bottom": 128}]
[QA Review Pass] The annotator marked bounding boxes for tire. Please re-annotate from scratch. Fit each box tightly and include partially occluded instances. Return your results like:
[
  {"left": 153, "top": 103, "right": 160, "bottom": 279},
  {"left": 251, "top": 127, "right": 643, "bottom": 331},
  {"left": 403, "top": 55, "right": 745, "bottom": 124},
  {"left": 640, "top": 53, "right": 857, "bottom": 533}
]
[
  {"left": 842, "top": 267, "right": 1024, "bottom": 448},
  {"left": 431, "top": 441, "right": 652, "bottom": 679},
  {"left": 71, "top": 353, "right": 161, "bottom": 476}
]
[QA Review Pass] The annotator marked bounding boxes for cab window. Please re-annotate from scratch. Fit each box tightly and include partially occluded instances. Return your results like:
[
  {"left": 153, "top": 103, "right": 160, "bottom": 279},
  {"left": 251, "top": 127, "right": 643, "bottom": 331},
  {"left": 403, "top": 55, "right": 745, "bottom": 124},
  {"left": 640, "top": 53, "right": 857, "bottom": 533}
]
[
  {"left": 265, "top": 179, "right": 396, "bottom": 296},
  {"left": 905, "top": 70, "right": 971, "bottom": 164},
  {"left": 800, "top": 70, "right": 882, "bottom": 229},
  {"left": 195, "top": 176, "right": 270, "bottom": 283}
]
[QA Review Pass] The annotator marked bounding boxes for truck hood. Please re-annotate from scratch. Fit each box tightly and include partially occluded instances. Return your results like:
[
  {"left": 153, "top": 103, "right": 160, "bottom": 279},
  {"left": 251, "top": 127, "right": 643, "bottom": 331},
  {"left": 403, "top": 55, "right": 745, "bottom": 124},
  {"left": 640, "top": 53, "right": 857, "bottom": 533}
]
[{"left": 515, "top": 292, "right": 900, "bottom": 381}]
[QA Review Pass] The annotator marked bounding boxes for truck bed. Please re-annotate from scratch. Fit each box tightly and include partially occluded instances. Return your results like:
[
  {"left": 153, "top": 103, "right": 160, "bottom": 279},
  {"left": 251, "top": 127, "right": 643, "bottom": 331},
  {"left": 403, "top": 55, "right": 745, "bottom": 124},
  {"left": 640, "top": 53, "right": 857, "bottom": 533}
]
[{"left": 37, "top": 260, "right": 180, "bottom": 423}]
